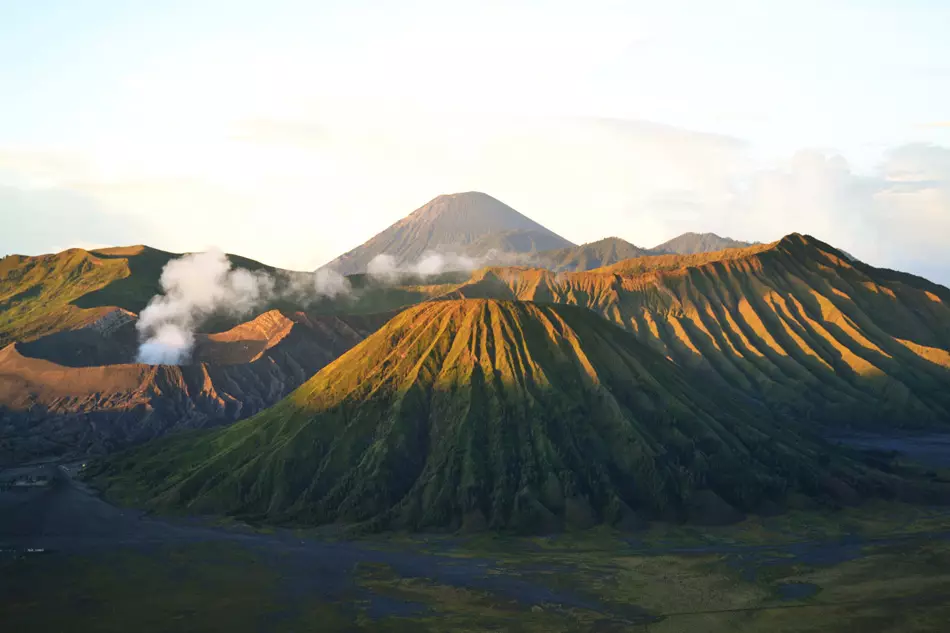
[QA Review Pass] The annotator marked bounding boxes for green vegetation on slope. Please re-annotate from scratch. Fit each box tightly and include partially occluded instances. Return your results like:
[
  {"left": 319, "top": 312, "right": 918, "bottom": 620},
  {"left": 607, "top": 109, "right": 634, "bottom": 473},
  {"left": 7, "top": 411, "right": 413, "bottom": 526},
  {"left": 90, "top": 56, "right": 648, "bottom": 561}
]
[
  {"left": 0, "top": 245, "right": 282, "bottom": 346},
  {"left": 88, "top": 299, "right": 943, "bottom": 532},
  {"left": 0, "top": 248, "right": 139, "bottom": 347}
]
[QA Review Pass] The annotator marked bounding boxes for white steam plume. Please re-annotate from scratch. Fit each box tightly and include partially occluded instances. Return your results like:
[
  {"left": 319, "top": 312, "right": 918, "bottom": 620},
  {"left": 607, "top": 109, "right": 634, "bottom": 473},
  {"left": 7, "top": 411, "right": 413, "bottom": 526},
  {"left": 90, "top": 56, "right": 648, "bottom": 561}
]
[
  {"left": 366, "top": 249, "right": 534, "bottom": 282},
  {"left": 280, "top": 267, "right": 353, "bottom": 302},
  {"left": 135, "top": 249, "right": 275, "bottom": 365},
  {"left": 136, "top": 250, "right": 357, "bottom": 365},
  {"left": 313, "top": 267, "right": 352, "bottom": 297}
]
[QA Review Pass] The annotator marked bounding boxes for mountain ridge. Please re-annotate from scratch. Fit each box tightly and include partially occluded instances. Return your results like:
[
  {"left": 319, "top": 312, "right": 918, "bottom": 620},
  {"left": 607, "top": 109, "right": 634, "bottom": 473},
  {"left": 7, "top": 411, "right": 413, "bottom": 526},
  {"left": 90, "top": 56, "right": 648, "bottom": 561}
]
[{"left": 439, "top": 234, "right": 950, "bottom": 427}]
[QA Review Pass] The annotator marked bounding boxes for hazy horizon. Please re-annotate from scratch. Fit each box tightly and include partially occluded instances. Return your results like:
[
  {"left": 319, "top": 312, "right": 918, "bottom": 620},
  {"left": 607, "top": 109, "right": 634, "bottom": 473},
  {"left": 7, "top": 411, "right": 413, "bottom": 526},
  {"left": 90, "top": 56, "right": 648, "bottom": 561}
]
[{"left": 2, "top": 1, "right": 949, "bottom": 285}]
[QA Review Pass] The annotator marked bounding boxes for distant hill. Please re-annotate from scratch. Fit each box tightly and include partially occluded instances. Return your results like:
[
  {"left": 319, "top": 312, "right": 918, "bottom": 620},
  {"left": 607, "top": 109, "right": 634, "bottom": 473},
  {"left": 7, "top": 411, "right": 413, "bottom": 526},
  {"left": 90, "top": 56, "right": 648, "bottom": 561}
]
[
  {"left": 89, "top": 299, "right": 936, "bottom": 532},
  {"left": 535, "top": 237, "right": 652, "bottom": 272},
  {"left": 321, "top": 192, "right": 574, "bottom": 274},
  {"left": 652, "top": 232, "right": 753, "bottom": 255}
]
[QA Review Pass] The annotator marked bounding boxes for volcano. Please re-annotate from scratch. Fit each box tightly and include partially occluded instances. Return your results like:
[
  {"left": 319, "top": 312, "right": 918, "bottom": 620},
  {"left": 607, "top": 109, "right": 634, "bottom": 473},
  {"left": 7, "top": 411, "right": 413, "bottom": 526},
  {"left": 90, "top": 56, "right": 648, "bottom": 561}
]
[
  {"left": 321, "top": 192, "right": 573, "bottom": 274},
  {"left": 90, "top": 299, "right": 928, "bottom": 532}
]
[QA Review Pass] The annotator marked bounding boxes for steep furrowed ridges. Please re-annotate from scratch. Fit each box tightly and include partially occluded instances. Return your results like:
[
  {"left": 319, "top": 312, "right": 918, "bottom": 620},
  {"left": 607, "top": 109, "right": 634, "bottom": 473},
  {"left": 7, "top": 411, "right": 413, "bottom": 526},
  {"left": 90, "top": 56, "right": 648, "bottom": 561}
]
[
  {"left": 572, "top": 237, "right": 947, "bottom": 421},
  {"left": 768, "top": 244, "right": 950, "bottom": 386},
  {"left": 693, "top": 263, "right": 918, "bottom": 411},
  {"left": 486, "top": 303, "right": 542, "bottom": 395}
]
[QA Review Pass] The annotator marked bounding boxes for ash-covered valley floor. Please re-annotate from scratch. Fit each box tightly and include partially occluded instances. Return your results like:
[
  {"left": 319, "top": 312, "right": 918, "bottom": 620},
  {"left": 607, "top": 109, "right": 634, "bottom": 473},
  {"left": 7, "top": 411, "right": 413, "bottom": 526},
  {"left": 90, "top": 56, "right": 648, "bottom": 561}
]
[{"left": 3, "top": 438, "right": 950, "bottom": 632}]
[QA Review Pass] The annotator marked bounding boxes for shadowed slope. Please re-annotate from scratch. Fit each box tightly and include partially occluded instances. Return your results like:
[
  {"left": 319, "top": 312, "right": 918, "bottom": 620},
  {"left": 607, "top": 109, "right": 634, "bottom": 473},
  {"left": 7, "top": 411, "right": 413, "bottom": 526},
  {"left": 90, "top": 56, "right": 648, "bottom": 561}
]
[
  {"left": 445, "top": 235, "right": 950, "bottom": 427},
  {"left": 90, "top": 299, "right": 934, "bottom": 533},
  {"left": 321, "top": 192, "right": 573, "bottom": 274}
]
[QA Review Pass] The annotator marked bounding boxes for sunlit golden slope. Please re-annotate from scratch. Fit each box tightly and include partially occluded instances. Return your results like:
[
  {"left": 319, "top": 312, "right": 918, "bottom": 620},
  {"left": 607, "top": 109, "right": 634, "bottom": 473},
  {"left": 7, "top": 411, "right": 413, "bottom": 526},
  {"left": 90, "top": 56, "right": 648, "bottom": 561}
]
[{"left": 443, "top": 235, "right": 950, "bottom": 426}]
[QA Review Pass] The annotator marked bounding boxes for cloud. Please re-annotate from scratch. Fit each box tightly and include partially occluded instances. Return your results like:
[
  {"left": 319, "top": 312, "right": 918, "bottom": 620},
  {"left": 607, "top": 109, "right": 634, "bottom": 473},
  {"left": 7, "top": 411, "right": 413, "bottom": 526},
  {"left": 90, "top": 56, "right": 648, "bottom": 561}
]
[
  {"left": 280, "top": 267, "right": 353, "bottom": 302},
  {"left": 2, "top": 104, "right": 949, "bottom": 286},
  {"left": 366, "top": 251, "right": 482, "bottom": 281},
  {"left": 366, "top": 248, "right": 537, "bottom": 283},
  {"left": 637, "top": 143, "right": 950, "bottom": 285}
]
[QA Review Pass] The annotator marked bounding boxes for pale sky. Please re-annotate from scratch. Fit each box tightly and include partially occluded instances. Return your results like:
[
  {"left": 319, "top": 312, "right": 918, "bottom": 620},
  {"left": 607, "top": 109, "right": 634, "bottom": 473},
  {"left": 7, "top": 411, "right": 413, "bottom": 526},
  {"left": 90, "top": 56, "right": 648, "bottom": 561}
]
[{"left": 2, "top": 0, "right": 949, "bottom": 283}]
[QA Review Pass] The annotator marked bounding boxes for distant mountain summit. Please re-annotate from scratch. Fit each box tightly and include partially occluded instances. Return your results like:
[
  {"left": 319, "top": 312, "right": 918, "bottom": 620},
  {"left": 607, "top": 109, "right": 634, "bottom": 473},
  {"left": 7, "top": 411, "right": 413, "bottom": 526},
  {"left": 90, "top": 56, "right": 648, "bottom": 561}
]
[
  {"left": 536, "top": 237, "right": 652, "bottom": 272},
  {"left": 652, "top": 232, "right": 752, "bottom": 255},
  {"left": 322, "top": 192, "right": 574, "bottom": 274}
]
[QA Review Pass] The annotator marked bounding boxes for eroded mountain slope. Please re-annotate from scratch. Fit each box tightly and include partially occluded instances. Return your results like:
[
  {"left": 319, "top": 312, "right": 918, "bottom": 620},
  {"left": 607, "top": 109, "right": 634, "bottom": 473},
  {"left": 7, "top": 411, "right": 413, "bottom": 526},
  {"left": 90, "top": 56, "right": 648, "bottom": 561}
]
[{"left": 443, "top": 235, "right": 950, "bottom": 426}]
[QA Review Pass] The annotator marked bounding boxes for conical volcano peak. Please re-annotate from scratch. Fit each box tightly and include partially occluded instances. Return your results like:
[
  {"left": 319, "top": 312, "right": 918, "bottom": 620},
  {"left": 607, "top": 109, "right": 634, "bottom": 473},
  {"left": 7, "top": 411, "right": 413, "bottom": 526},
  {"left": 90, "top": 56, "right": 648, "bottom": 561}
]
[{"left": 322, "top": 193, "right": 573, "bottom": 274}]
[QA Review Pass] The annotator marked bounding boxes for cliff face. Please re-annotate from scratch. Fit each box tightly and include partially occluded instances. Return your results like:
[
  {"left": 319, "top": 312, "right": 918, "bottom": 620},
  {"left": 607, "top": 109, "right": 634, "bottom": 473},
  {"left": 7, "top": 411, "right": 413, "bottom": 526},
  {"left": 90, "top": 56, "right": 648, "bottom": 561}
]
[{"left": 0, "top": 311, "right": 390, "bottom": 464}]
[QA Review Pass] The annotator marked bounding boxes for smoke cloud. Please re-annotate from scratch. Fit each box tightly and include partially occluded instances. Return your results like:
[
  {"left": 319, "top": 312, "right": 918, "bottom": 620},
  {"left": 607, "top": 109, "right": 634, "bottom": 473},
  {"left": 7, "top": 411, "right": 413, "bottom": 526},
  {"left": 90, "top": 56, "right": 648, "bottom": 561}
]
[
  {"left": 135, "top": 249, "right": 276, "bottom": 364},
  {"left": 136, "top": 250, "right": 360, "bottom": 365},
  {"left": 313, "top": 267, "right": 352, "bottom": 297},
  {"left": 281, "top": 266, "right": 353, "bottom": 302}
]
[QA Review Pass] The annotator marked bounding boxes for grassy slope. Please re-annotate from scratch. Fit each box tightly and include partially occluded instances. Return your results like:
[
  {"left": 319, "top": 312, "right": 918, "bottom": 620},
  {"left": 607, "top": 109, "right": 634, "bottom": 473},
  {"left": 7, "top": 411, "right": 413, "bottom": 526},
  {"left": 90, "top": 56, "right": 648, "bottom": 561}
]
[
  {"left": 0, "top": 245, "right": 297, "bottom": 346},
  {"left": 89, "top": 299, "right": 942, "bottom": 532},
  {"left": 0, "top": 248, "right": 139, "bottom": 348},
  {"left": 446, "top": 234, "right": 950, "bottom": 427}
]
